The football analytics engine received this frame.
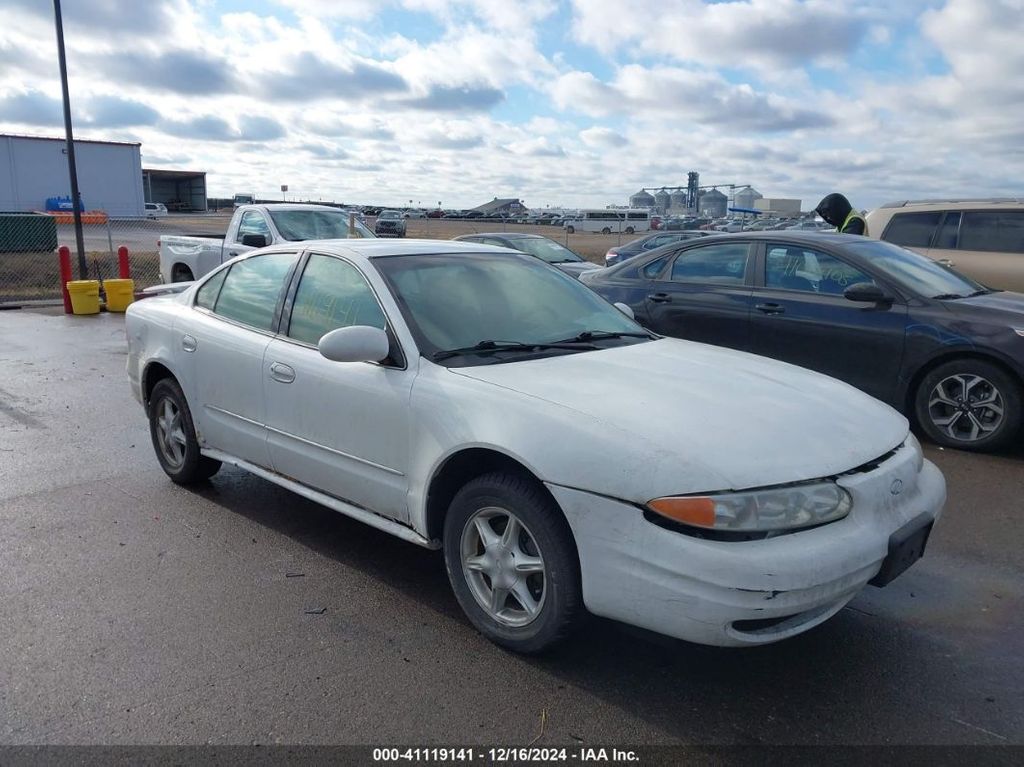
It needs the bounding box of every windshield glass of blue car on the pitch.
[846,240,991,299]
[268,209,375,240]
[374,252,651,366]
[512,238,584,264]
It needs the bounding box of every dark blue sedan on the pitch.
[581,231,1024,452]
[604,230,709,266]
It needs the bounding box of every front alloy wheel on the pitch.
[443,472,583,653]
[461,507,546,627]
[915,359,1021,451]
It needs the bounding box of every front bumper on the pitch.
[548,443,945,647]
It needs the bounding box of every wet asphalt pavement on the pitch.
[0,308,1022,746]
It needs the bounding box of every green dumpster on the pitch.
[0,212,59,252]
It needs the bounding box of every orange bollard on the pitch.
[58,246,73,314]
[117,245,130,279]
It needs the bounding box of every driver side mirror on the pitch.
[318,326,390,363]
[241,233,268,248]
[614,302,635,320]
[844,282,892,304]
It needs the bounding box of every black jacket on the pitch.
[815,193,866,235]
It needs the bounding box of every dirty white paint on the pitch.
[126,239,947,647]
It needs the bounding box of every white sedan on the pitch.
[126,239,945,652]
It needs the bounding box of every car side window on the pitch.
[287,254,387,346]
[211,252,297,331]
[880,211,942,248]
[195,268,228,310]
[238,211,271,239]
[669,243,749,284]
[641,254,671,279]
[933,212,961,249]
[958,210,1024,254]
[765,245,873,296]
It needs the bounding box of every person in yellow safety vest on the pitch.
[814,193,869,235]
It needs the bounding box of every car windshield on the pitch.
[509,238,584,263]
[268,209,375,240]
[845,239,987,298]
[379,211,401,220]
[374,252,649,364]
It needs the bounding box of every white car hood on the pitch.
[449,338,908,492]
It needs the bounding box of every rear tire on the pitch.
[443,472,583,653]
[566,225,575,234]
[601,227,611,235]
[148,379,221,483]
[914,358,1022,451]
[625,226,635,234]
[171,264,194,283]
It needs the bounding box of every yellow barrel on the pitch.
[103,278,135,312]
[66,280,101,315]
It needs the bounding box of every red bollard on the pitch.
[58,246,73,314]
[117,245,130,279]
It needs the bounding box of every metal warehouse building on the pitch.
[142,168,208,212]
[0,133,146,217]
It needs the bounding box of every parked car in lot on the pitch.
[581,232,1024,451]
[604,231,709,266]
[375,210,407,237]
[144,202,168,219]
[127,239,944,652]
[866,199,1024,292]
[453,232,600,278]
[158,204,374,283]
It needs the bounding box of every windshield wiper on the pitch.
[431,339,593,362]
[966,289,993,297]
[932,293,965,300]
[553,330,655,343]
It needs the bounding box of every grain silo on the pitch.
[653,188,671,214]
[629,189,655,209]
[734,186,763,211]
[699,188,728,218]
[669,189,688,212]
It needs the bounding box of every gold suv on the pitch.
[866,199,1024,292]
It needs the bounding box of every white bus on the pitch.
[563,208,654,235]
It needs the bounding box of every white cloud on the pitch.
[580,127,628,148]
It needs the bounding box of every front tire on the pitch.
[565,225,575,234]
[443,472,583,653]
[601,227,611,235]
[148,379,221,483]
[914,358,1022,451]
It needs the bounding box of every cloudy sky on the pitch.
[1,0,1021,210]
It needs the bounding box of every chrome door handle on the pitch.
[227,251,240,257]
[182,334,197,352]
[755,303,785,315]
[269,362,295,384]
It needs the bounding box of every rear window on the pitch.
[958,210,1024,254]
[881,211,942,248]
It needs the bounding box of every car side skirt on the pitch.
[201,448,439,550]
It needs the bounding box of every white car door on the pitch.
[225,209,273,261]
[183,251,299,466]
[262,252,414,522]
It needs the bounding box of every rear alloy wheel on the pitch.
[625,226,635,234]
[601,227,611,235]
[443,472,582,653]
[565,225,575,234]
[148,378,221,483]
[915,359,1021,451]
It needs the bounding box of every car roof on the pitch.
[456,232,544,240]
[263,238,518,265]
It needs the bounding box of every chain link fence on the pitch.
[0,204,231,305]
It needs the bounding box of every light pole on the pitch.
[52,0,87,279]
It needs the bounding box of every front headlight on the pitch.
[648,481,852,533]
[904,432,924,473]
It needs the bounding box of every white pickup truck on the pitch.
[158,203,375,283]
